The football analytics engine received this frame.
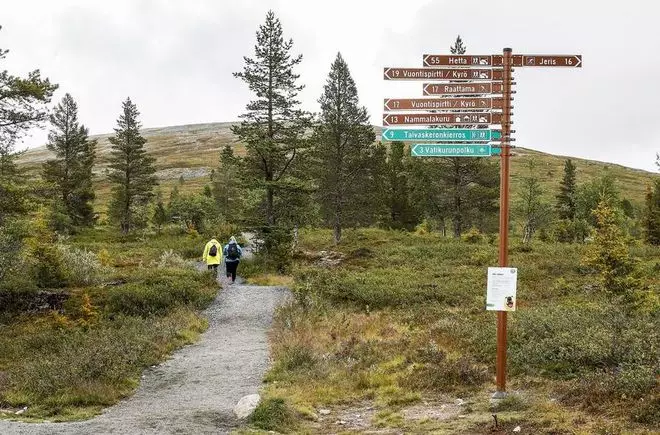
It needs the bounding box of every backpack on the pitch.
[209,244,218,257]
[227,243,239,260]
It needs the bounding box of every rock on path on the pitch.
[0,279,288,435]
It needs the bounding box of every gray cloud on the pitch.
[2,0,659,171]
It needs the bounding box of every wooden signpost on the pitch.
[383,47,582,397]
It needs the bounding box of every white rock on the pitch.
[319,409,331,415]
[233,394,261,419]
[455,398,465,406]
[513,426,522,432]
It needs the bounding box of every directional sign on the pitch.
[423,54,582,68]
[384,68,503,81]
[384,98,503,111]
[411,144,493,157]
[423,55,495,67]
[382,128,501,142]
[383,113,502,126]
[423,82,504,95]
[519,55,582,67]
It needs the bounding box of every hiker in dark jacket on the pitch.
[223,236,243,283]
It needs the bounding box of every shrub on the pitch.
[58,244,106,286]
[103,270,216,317]
[2,309,207,412]
[563,365,659,424]
[491,393,530,412]
[401,353,490,392]
[155,249,192,269]
[462,227,483,244]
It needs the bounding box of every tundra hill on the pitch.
[17,122,657,214]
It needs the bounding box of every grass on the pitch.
[256,227,660,433]
[245,274,294,287]
[0,226,219,421]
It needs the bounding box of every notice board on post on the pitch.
[486,267,518,311]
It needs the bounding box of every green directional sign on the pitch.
[411,144,493,157]
[382,128,501,142]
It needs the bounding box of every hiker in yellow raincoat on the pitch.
[202,238,223,274]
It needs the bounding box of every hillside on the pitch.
[18,122,658,214]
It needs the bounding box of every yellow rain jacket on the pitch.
[203,239,223,265]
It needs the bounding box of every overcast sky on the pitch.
[3,0,659,171]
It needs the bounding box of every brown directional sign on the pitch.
[384,98,504,111]
[384,67,503,81]
[423,55,495,67]
[383,112,502,126]
[423,82,504,95]
[517,55,582,67]
[423,54,582,67]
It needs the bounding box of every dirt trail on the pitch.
[0,274,288,434]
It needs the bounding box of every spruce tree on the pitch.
[410,156,499,236]
[312,53,376,244]
[514,159,552,244]
[43,94,96,227]
[232,10,311,227]
[387,141,419,231]
[642,180,660,245]
[450,35,466,55]
[152,193,168,234]
[556,159,577,220]
[107,98,156,233]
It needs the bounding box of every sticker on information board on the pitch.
[486,267,518,311]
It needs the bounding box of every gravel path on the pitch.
[0,275,288,434]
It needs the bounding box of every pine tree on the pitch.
[0,25,57,225]
[107,98,156,233]
[312,53,376,244]
[232,10,312,227]
[43,94,96,227]
[212,144,243,223]
[556,159,577,220]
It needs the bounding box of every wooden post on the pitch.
[495,47,513,397]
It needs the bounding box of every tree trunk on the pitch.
[266,185,275,226]
[292,225,299,252]
[333,204,342,245]
[522,223,532,245]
